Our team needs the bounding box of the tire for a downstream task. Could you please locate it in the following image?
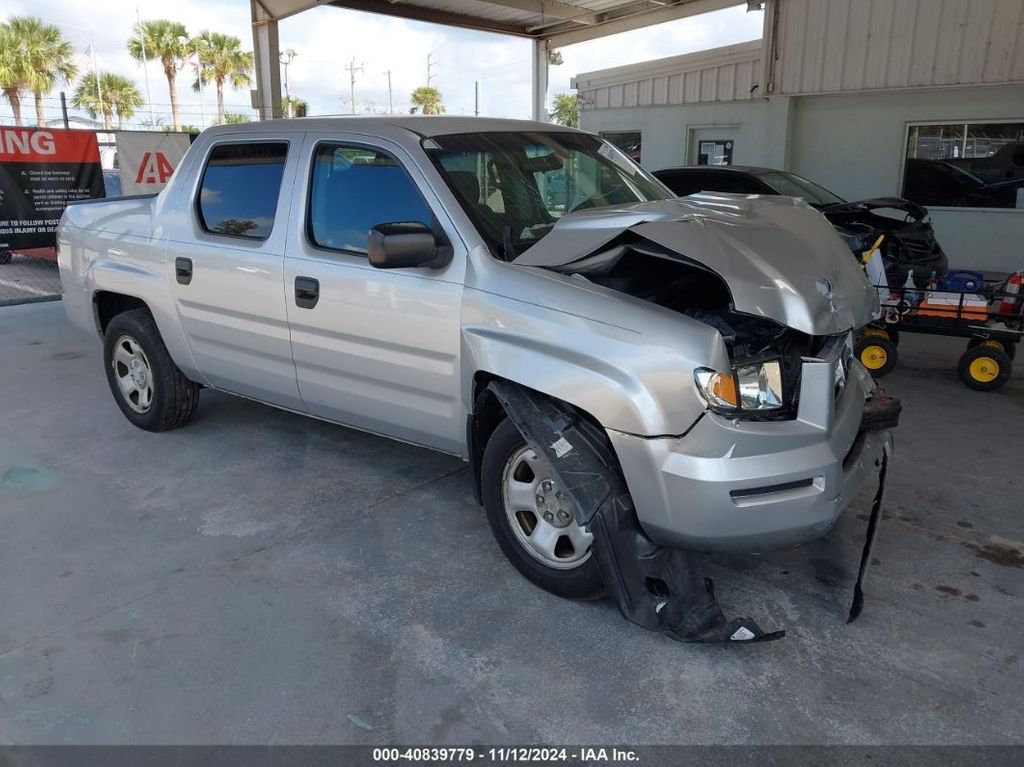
[967,337,1016,362]
[481,418,606,600]
[103,309,200,431]
[855,336,898,378]
[0,251,11,265]
[958,345,1012,392]
[863,325,898,347]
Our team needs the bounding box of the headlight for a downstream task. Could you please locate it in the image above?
[695,359,785,413]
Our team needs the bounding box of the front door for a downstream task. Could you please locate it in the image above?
[283,133,465,453]
[169,137,304,411]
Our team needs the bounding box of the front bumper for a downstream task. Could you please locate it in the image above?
[610,358,893,553]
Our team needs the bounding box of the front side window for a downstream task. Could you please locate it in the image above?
[307,143,434,254]
[424,131,671,258]
[903,122,1024,209]
[197,142,287,239]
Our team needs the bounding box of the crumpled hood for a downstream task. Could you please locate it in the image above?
[513,193,879,336]
[823,196,928,221]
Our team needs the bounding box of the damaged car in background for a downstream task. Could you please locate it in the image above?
[57,118,899,644]
[654,165,948,288]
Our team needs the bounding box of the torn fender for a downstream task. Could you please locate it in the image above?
[513,195,879,337]
[488,379,783,644]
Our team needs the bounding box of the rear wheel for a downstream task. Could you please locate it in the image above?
[855,335,898,377]
[103,309,200,431]
[482,418,605,600]
[958,344,1012,391]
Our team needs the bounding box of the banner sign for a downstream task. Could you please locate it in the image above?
[116,131,190,196]
[0,127,103,250]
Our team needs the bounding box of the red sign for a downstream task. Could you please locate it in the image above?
[0,128,100,164]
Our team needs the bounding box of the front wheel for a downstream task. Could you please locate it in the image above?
[481,418,605,600]
[103,309,200,431]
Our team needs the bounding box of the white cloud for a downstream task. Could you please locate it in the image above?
[1,1,762,127]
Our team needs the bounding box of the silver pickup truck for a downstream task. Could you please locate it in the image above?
[58,117,896,642]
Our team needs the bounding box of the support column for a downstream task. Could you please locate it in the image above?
[251,0,283,120]
[531,38,549,122]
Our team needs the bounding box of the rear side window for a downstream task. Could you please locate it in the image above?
[197,142,288,239]
[307,143,433,254]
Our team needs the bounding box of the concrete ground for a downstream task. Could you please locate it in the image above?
[0,256,61,307]
[0,301,1021,745]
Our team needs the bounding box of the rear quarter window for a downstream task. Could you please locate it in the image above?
[197,142,288,239]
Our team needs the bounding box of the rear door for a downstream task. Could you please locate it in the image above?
[168,136,304,410]
[283,132,466,453]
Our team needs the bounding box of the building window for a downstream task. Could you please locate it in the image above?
[307,143,433,255]
[697,139,734,166]
[903,122,1024,209]
[197,142,287,239]
[599,131,642,164]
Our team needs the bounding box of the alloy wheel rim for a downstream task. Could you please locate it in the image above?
[112,335,154,414]
[501,444,593,570]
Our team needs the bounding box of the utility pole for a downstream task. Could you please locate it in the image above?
[60,91,69,129]
[345,57,364,114]
[426,52,438,86]
[474,80,479,116]
[383,70,394,115]
[280,48,297,118]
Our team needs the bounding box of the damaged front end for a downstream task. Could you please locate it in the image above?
[496,195,901,643]
[822,197,949,287]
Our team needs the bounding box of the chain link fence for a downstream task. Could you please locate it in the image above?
[0,249,61,307]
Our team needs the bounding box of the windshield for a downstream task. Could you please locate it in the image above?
[423,131,672,258]
[754,170,846,207]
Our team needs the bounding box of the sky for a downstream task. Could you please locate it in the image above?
[0,0,763,128]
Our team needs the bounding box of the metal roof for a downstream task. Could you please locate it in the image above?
[256,0,742,46]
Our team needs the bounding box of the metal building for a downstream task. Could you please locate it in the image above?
[575,0,1024,272]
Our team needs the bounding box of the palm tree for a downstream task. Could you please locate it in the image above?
[6,16,78,127]
[105,74,144,128]
[550,92,578,128]
[410,86,444,115]
[0,23,30,125]
[72,71,144,130]
[128,20,189,131]
[282,95,307,118]
[190,31,253,125]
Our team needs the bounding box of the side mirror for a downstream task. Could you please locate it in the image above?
[367,222,452,269]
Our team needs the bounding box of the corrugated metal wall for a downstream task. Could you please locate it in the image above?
[576,41,762,110]
[775,0,1024,94]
